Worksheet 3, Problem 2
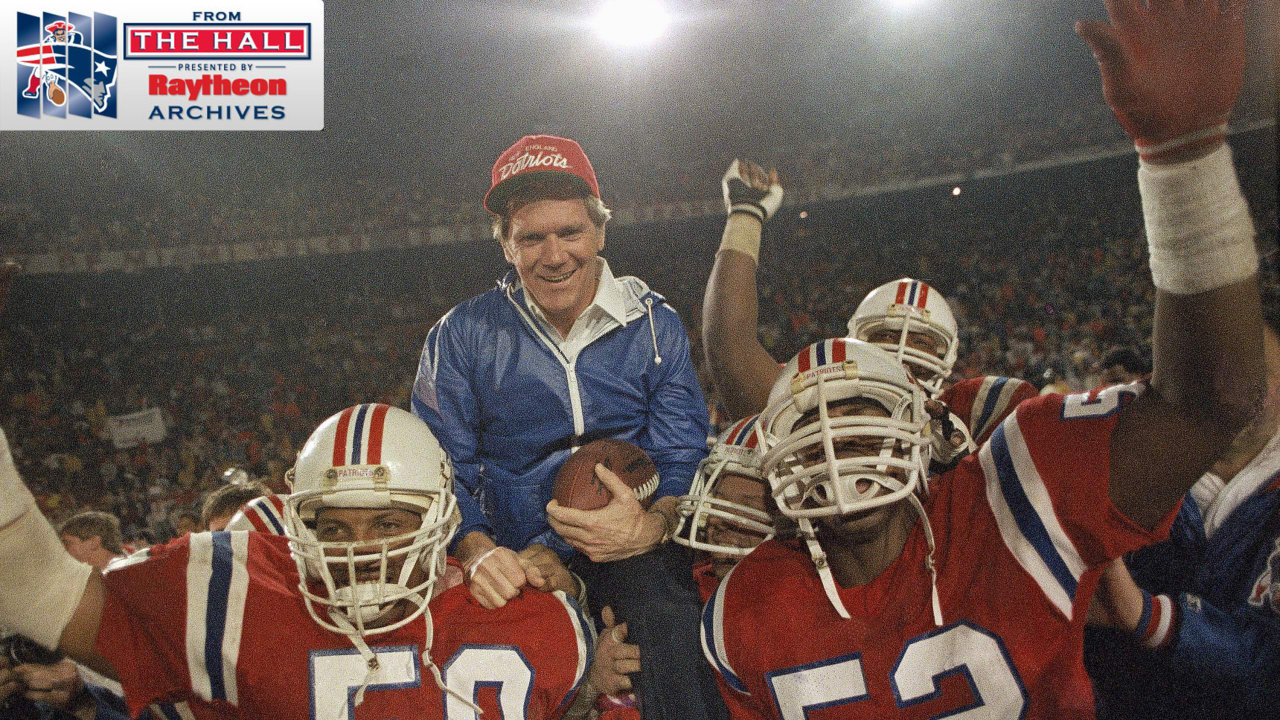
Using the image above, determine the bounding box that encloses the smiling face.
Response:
[793,398,904,494]
[861,327,943,383]
[312,506,426,628]
[502,198,604,336]
[705,472,772,578]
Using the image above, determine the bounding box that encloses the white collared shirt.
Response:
[525,258,629,363]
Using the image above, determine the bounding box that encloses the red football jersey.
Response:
[97,532,592,720]
[702,387,1176,719]
[940,375,1038,446]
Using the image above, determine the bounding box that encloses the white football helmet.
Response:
[760,338,931,520]
[675,415,774,557]
[284,403,458,639]
[759,339,942,624]
[847,278,958,397]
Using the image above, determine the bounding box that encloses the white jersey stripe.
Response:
[552,590,593,708]
[980,412,1086,621]
[701,563,747,694]
[219,531,251,705]
[185,533,214,701]
[1001,415,1088,584]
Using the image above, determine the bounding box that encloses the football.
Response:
[552,438,659,511]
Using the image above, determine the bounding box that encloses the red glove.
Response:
[1075,0,1247,161]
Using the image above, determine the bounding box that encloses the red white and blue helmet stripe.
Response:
[330,403,391,467]
[724,415,760,449]
[894,279,931,309]
[795,338,849,373]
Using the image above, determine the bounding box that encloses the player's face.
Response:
[794,399,903,494]
[863,328,941,382]
[313,507,426,593]
[502,198,604,333]
[706,472,771,578]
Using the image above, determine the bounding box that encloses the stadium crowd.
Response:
[1,73,1272,255]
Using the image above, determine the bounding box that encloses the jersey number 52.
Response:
[765,622,1028,719]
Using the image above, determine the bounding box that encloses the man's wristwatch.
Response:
[650,508,677,545]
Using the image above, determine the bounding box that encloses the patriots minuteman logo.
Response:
[1248,537,1280,614]
[15,11,118,118]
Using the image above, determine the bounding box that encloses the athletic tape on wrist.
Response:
[1140,143,1257,295]
[719,213,763,264]
[1132,591,1177,650]
[0,429,93,649]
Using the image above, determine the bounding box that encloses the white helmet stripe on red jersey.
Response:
[700,563,748,694]
[979,411,1087,621]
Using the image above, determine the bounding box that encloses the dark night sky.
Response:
[1,0,1275,210]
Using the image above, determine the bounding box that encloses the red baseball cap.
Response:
[484,135,601,214]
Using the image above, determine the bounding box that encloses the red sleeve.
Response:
[978,386,1178,619]
[95,535,193,716]
[1014,388,1177,562]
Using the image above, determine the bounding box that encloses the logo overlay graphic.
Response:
[16,12,117,118]
[3,2,322,130]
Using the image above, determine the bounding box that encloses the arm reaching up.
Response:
[1076,0,1265,527]
[702,159,786,419]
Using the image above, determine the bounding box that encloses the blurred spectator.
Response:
[200,480,270,532]
[57,511,124,571]
[1095,347,1148,387]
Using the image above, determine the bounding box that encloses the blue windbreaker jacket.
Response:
[411,268,709,559]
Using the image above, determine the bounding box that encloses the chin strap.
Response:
[905,492,943,627]
[328,610,381,714]
[327,600,484,717]
[799,517,852,620]
[418,596,484,715]
[800,495,943,627]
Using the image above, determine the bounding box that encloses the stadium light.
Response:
[593,0,670,47]
[885,0,928,12]
[952,186,962,196]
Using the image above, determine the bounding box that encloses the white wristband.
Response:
[464,546,500,582]
[1139,143,1257,295]
[0,428,93,649]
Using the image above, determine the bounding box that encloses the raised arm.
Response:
[0,429,115,679]
[1077,0,1265,527]
[702,160,786,419]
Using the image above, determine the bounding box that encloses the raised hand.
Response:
[1076,0,1247,161]
[722,159,783,223]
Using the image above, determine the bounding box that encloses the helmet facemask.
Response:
[761,340,944,626]
[762,371,930,522]
[288,481,458,632]
[677,451,774,559]
[851,313,955,397]
[285,476,458,638]
[847,278,959,398]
